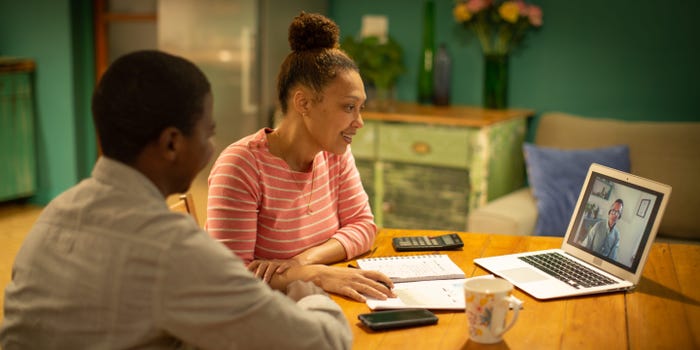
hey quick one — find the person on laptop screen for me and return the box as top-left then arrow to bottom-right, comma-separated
474,164 -> 672,300
581,199 -> 624,259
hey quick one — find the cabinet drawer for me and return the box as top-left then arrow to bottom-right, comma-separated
378,122 -> 474,168
351,120 -> 376,159
381,162 -> 469,231
0,72 -> 31,97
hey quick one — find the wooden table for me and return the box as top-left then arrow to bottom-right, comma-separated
331,229 -> 700,349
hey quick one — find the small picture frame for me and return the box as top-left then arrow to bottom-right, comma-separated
637,198 -> 651,218
591,178 -> 613,200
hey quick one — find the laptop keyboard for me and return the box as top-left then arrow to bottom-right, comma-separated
518,252 -> 617,289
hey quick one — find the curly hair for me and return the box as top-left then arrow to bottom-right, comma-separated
276,12 -> 358,113
92,50 -> 210,164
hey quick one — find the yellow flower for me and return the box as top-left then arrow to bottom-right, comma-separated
453,3 -> 472,22
498,1 -> 520,23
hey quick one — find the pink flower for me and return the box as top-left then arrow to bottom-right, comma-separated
528,5 -> 543,27
467,0 -> 491,13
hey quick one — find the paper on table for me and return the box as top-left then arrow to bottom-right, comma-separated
364,275 -> 514,311
366,279 -> 468,310
356,254 -> 465,283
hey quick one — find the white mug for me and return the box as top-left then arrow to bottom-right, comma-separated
464,276 -> 523,344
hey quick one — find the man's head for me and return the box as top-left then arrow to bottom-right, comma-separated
92,50 -> 211,163
92,50 -> 215,195
608,198 -> 624,225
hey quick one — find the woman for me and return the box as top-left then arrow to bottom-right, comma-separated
206,12 -> 394,302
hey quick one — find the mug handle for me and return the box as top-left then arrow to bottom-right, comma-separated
491,295 -> 523,337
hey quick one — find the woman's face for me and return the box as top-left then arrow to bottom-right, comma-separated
306,69 -> 366,155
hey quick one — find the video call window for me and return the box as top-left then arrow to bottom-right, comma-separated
568,172 -> 664,272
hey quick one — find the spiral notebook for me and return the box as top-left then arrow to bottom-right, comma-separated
356,254 -> 465,283
356,254 -> 466,310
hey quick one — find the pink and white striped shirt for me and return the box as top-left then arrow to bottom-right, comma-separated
206,128 -> 377,263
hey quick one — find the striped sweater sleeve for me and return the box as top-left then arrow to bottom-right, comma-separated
206,143 -> 261,262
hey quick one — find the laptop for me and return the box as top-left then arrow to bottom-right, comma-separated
474,163 -> 672,300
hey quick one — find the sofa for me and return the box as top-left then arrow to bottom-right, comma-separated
467,112 -> 700,241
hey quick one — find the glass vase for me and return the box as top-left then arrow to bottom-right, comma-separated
417,0 -> 435,104
483,54 -> 509,109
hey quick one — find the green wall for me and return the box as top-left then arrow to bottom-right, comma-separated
1,0 -> 698,205
0,0 -> 95,205
329,0 -> 700,123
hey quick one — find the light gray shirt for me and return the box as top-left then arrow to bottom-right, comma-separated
0,157 -> 352,349
582,220 -> 620,260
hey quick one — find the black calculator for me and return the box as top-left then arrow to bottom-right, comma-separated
392,233 -> 464,252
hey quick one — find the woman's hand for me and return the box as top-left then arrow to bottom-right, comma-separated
303,265 -> 396,302
248,259 -> 301,283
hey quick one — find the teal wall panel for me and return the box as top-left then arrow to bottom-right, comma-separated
0,0 -> 696,205
0,0 -> 95,205
70,0 -> 97,180
329,0 -> 700,123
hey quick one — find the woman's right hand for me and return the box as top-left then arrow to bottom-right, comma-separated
299,265 -> 396,302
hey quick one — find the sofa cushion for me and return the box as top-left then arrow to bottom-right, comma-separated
536,112 -> 700,240
467,188 -> 537,235
523,143 -> 631,236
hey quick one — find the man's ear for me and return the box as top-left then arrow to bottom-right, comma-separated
157,126 -> 184,162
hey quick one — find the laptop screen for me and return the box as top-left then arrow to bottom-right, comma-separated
566,170 -> 666,273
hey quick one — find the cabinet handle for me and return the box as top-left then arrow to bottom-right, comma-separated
411,141 -> 431,155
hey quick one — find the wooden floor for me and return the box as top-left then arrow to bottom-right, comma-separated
0,201 -> 43,322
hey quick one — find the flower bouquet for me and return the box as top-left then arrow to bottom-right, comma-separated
453,0 -> 542,108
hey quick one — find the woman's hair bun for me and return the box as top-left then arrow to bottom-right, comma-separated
288,12 -> 340,52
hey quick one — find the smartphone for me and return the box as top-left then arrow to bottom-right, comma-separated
358,309 -> 438,331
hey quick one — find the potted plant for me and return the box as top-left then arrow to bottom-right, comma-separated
341,35 -> 405,111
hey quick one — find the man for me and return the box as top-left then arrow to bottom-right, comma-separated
582,199 -> 624,260
0,50 -> 351,349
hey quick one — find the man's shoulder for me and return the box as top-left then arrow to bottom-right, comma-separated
43,182 -> 202,248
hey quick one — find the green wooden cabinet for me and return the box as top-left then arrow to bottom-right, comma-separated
352,104 -> 531,231
0,59 -> 37,202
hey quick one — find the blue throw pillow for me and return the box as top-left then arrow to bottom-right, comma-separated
523,143 -> 631,236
